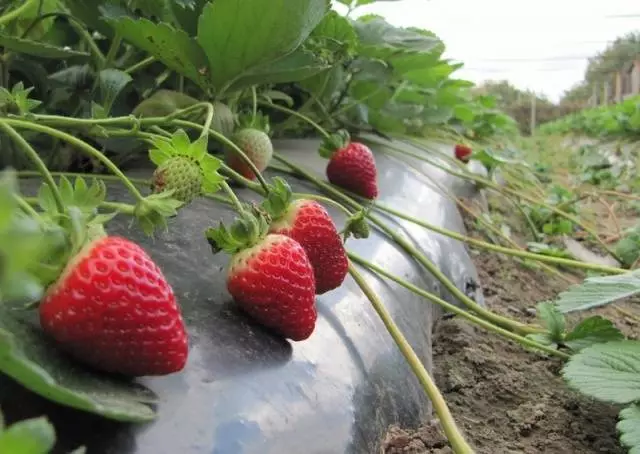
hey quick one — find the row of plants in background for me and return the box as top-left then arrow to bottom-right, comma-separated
0,0 -> 639,453
538,95 -> 640,140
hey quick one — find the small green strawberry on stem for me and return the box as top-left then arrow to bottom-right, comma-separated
261,177 -> 349,295
225,111 -> 273,181
319,129 -> 379,200
4,173 -> 190,378
206,206 -> 318,341
147,129 -> 224,205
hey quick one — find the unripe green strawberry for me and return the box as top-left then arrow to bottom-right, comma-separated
151,156 -> 202,203
225,128 -> 273,181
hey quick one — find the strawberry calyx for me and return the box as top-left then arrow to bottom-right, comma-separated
206,206 -> 271,255
342,208 -> 371,241
318,129 -> 350,159
260,177 -> 293,221
148,129 -> 224,197
236,111 -> 270,134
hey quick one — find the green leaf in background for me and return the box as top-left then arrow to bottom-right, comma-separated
12,0 -> 61,42
106,17 -> 210,91
562,340 -> 640,404
354,16 -> 441,54
0,415 -> 55,454
196,0 -> 328,94
98,69 -> 133,115
310,10 -> 358,55
64,0 -> 114,38
0,305 -> 157,422
226,49 -> 330,92
564,316 -> 624,352
618,404 -> 640,454
553,270 -> 640,313
0,33 -> 90,60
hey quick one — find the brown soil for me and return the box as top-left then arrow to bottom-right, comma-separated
381,208 -> 640,454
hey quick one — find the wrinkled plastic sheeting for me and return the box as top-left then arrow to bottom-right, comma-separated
1,138 -> 483,454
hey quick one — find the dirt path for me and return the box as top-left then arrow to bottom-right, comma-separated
382,211 -> 640,454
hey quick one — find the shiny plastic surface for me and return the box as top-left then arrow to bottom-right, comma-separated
1,139 -> 482,454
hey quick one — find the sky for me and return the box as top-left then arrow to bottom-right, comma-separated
334,0 -> 640,102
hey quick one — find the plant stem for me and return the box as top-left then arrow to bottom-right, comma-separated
259,101 -> 330,139
221,182 -> 244,213
124,56 -> 156,74
200,103 -> 214,140
0,0 -> 37,26
24,197 -> 135,216
250,86 -> 258,122
102,32 -> 122,70
350,254 -> 570,359
348,262 -> 476,454
1,119 -> 145,203
0,123 -> 65,214
368,200 -> 625,275
370,136 -> 621,261
15,195 -> 44,221
272,153 -> 535,335
380,150 -> 579,284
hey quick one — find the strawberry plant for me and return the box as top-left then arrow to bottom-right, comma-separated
1,1 -> 639,453
539,96 -> 640,140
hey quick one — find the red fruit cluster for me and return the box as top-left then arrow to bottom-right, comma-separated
454,144 -> 473,163
39,236 -> 188,377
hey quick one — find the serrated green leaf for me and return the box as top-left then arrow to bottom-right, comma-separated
0,305 -> 157,422
0,416 -> 55,454
354,16 -> 440,54
195,0 -> 328,94
554,270 -> 640,313
106,16 -> 210,91
454,105 -> 475,123
227,49 -> 329,92
0,33 -> 90,59
618,404 -> 640,454
564,316 -> 624,352
98,69 -> 132,115
537,302 -> 566,341
310,10 -> 358,54
562,340 -> 640,404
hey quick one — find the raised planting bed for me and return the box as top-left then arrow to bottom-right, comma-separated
1,138 -> 482,454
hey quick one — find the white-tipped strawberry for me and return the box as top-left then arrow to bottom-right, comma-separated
225,112 -> 273,181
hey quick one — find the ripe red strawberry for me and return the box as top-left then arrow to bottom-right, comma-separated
454,144 -> 473,163
207,211 -> 317,341
320,131 -> 378,199
39,236 -> 188,377
262,178 -> 348,295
